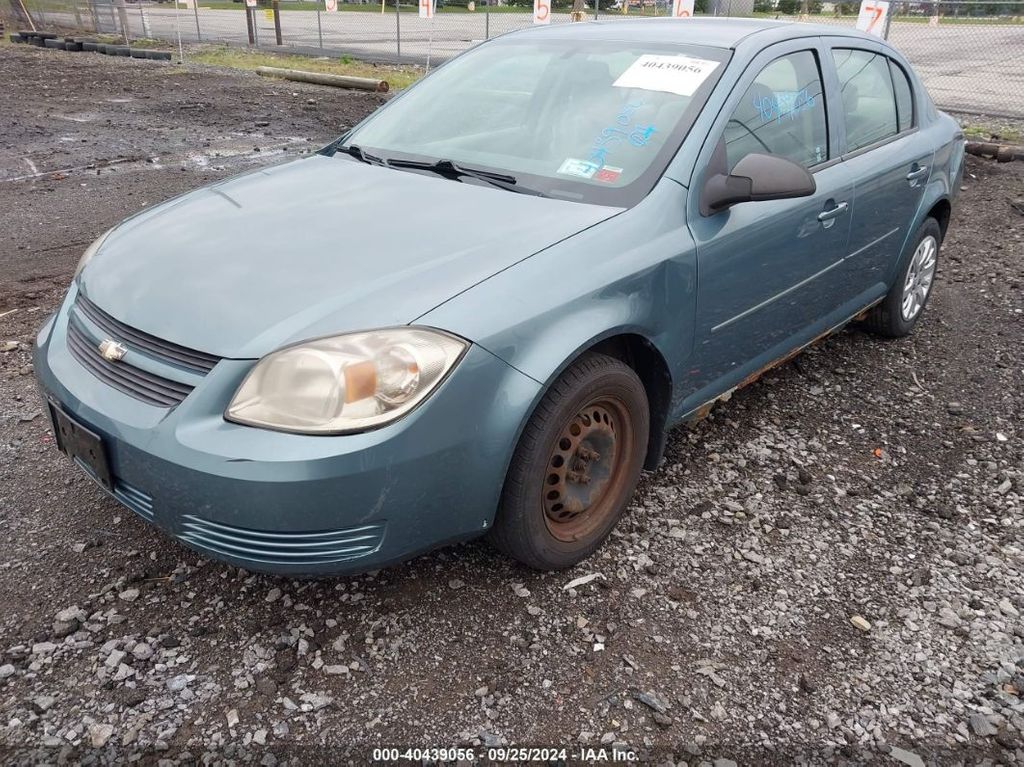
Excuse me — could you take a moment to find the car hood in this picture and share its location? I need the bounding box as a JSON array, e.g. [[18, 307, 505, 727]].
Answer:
[[79, 154, 619, 359]]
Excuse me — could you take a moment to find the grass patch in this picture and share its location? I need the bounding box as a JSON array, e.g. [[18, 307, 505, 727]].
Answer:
[[128, 37, 174, 49], [961, 123, 1023, 143], [189, 45, 422, 88]]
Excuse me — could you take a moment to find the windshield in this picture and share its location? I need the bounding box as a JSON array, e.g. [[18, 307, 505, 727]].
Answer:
[[338, 38, 730, 207]]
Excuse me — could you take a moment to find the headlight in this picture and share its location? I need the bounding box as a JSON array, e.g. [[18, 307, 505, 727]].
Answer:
[[225, 328, 467, 434], [75, 229, 114, 278]]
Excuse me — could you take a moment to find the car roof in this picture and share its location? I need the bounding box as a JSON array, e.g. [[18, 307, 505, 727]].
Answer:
[[508, 17, 879, 50]]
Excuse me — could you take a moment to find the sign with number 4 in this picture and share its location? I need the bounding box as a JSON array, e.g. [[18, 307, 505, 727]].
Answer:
[[672, 0, 695, 17], [419, 0, 435, 18], [856, 0, 890, 38]]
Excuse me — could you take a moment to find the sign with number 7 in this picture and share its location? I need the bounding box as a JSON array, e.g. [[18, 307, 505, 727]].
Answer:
[[533, 0, 550, 24], [855, 0, 890, 38]]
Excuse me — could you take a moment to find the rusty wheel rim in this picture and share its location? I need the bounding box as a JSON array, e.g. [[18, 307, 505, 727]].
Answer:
[[542, 396, 634, 543]]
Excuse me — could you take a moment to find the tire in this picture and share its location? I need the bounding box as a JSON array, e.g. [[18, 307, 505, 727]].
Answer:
[[489, 352, 649, 571], [862, 217, 942, 338]]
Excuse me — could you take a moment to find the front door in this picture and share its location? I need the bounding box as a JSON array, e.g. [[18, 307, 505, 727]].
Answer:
[[684, 44, 854, 408]]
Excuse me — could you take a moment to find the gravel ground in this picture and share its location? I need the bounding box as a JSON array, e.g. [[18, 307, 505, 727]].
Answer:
[[1, 43, 1023, 765]]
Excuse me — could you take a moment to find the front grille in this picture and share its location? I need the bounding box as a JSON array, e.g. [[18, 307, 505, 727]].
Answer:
[[179, 515, 385, 567], [67, 318, 195, 408], [76, 294, 221, 374]]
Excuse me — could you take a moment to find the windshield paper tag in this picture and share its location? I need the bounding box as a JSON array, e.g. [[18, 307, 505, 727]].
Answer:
[[613, 55, 719, 97], [557, 158, 600, 179]]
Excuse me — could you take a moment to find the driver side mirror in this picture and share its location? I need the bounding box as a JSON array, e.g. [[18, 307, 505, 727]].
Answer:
[[700, 153, 816, 216]]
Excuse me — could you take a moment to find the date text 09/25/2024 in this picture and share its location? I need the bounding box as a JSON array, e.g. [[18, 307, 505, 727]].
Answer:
[[372, 746, 639, 762]]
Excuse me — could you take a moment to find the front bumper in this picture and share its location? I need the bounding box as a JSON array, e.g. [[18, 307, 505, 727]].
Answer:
[[33, 288, 541, 575]]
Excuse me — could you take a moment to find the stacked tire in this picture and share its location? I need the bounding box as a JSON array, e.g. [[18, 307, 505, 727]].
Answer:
[[9, 31, 172, 61]]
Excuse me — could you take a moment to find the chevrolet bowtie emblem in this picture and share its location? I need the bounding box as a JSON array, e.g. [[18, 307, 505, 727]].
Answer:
[[98, 339, 128, 362]]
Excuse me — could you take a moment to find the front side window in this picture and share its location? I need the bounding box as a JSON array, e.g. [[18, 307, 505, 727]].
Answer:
[[833, 48, 899, 152], [723, 50, 828, 171], [340, 39, 730, 207]]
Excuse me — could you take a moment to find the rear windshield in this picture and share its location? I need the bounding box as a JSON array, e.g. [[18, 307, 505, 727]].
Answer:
[[339, 38, 730, 207]]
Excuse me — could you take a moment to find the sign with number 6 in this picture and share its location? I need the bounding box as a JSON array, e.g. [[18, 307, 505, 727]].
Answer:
[[672, 0, 695, 17], [533, 0, 550, 24], [855, 0, 890, 37]]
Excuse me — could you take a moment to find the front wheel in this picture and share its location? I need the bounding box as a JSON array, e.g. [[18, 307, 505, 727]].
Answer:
[[489, 352, 649, 571], [862, 217, 942, 338]]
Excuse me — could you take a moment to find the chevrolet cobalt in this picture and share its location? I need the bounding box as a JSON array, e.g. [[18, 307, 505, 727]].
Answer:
[[35, 19, 964, 574]]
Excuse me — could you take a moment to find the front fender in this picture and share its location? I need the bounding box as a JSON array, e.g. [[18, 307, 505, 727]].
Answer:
[[419, 178, 696, 412]]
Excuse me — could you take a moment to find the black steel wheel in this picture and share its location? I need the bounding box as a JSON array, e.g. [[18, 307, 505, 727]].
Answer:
[[489, 352, 649, 570]]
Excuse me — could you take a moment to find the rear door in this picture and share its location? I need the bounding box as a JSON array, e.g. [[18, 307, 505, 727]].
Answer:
[[685, 40, 855, 405], [825, 41, 934, 295]]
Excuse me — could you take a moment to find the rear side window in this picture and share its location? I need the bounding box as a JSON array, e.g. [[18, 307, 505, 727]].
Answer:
[[833, 48, 898, 152], [890, 60, 914, 132], [723, 50, 828, 170]]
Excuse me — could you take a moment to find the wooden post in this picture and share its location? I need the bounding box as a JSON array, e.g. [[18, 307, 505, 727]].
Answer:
[[272, 0, 282, 44]]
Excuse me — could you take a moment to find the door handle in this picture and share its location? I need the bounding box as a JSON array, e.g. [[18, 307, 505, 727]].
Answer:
[[906, 165, 929, 181], [817, 201, 849, 222]]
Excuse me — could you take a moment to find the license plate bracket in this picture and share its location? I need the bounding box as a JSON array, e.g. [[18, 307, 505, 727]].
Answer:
[[49, 403, 113, 491]]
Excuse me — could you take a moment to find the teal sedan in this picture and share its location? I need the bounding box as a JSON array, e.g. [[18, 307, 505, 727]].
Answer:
[[34, 18, 964, 574]]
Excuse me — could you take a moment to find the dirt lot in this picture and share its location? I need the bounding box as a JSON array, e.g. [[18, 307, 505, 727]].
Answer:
[[1, 43, 1022, 764]]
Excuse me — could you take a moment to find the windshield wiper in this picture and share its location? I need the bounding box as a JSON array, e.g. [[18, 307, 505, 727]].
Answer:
[[335, 144, 389, 167], [385, 158, 543, 196]]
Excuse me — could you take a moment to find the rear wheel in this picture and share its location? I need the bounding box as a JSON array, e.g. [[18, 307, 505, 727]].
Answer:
[[863, 217, 941, 338], [489, 352, 649, 571]]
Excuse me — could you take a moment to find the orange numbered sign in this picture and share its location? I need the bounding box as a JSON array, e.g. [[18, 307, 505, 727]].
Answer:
[[855, 0, 890, 37], [533, 0, 550, 24], [419, 0, 434, 18]]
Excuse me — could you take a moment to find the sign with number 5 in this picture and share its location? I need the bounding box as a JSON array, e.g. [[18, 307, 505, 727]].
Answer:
[[533, 0, 550, 24], [855, 0, 890, 37], [672, 0, 694, 17]]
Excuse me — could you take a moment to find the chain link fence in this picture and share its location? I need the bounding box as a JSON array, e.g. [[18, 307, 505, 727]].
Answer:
[[4, 0, 1023, 116]]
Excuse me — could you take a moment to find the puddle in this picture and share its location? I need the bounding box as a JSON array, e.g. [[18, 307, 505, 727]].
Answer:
[[53, 113, 98, 123], [0, 136, 311, 183]]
